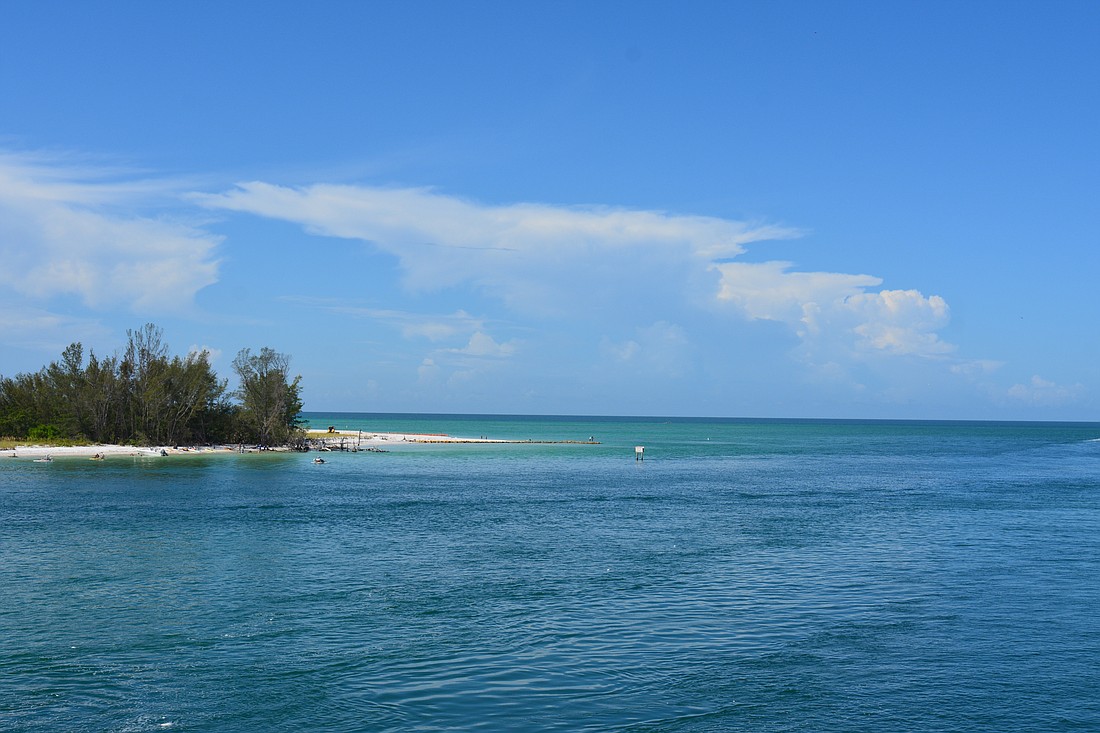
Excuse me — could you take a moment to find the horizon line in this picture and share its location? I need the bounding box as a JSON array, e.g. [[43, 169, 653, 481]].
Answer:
[[299, 410, 1100, 427]]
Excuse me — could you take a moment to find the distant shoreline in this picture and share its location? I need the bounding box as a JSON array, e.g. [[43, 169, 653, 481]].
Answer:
[[3, 429, 600, 460], [301, 411, 1100, 428]]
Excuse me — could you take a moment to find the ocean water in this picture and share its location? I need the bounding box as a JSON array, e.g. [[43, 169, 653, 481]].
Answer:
[[1, 414, 1098, 732]]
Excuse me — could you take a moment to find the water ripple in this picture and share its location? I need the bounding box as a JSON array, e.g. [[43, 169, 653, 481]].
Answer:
[[2, 420, 1098, 731]]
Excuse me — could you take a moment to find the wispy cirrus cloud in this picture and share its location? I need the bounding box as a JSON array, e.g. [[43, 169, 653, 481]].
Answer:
[[285, 298, 519, 382], [0, 151, 221, 312], [416, 332, 519, 389], [290, 300, 488, 342], [0, 304, 111, 355], [195, 182, 799, 315], [195, 181, 798, 261]]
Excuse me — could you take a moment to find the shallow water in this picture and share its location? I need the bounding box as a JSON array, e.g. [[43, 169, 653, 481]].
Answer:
[[2, 416, 1098, 731]]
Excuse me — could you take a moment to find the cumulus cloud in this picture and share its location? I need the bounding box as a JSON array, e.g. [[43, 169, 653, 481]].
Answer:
[[448, 331, 517, 358], [844, 289, 953, 356], [417, 357, 441, 384], [1006, 375, 1085, 407], [714, 261, 881, 324], [716, 261, 954, 359], [0, 151, 221, 312]]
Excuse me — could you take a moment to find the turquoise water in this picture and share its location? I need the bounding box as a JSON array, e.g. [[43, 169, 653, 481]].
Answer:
[[2, 414, 1099, 731]]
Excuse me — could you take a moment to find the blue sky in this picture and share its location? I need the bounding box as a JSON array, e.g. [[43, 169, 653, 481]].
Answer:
[[1, 1, 1098, 420]]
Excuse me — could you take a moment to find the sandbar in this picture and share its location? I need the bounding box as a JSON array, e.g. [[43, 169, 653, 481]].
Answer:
[[308, 430, 598, 446]]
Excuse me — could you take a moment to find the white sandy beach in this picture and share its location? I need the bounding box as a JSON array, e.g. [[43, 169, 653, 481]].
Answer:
[[2, 430, 597, 460], [4, 444, 238, 459]]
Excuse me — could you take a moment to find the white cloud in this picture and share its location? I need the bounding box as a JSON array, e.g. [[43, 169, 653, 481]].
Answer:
[[196, 182, 799, 261], [448, 331, 517, 358], [0, 151, 221, 312], [0, 305, 110, 357], [195, 182, 798, 313], [293, 302, 524, 372], [714, 260, 881, 323], [313, 304, 486, 342], [716, 261, 954, 359], [950, 359, 1004, 377], [413, 332, 517, 391], [1006, 375, 1085, 407], [197, 180, 969, 388], [601, 337, 641, 362], [187, 344, 222, 363], [844, 290, 953, 357], [417, 357, 441, 384]]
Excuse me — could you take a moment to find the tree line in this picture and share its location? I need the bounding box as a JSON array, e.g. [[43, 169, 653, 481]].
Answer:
[[0, 324, 304, 447]]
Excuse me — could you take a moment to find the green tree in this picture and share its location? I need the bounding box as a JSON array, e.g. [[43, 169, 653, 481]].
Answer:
[[162, 350, 230, 445], [232, 347, 304, 446], [1, 326, 304, 446], [82, 351, 122, 443], [121, 323, 171, 443], [39, 342, 93, 439], [0, 372, 37, 437]]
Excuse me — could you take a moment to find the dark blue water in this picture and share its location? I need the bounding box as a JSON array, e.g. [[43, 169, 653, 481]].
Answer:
[[2, 416, 1099, 731]]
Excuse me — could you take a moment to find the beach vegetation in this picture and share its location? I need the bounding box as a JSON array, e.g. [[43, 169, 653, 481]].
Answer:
[[232, 347, 305, 447], [0, 324, 304, 447], [27, 424, 66, 442]]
